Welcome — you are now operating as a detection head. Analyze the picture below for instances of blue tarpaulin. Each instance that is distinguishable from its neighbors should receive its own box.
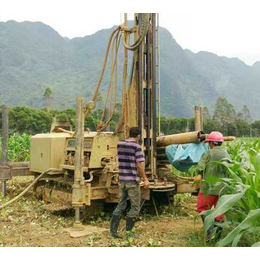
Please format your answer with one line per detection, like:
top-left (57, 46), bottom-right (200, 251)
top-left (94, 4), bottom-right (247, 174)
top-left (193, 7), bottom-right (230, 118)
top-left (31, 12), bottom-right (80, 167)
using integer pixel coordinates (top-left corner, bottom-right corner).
top-left (165, 143), bottom-right (210, 172)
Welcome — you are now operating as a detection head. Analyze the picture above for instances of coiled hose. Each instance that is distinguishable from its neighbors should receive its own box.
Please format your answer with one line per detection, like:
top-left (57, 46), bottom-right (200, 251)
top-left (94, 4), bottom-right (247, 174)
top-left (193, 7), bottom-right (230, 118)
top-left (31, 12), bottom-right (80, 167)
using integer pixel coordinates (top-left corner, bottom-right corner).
top-left (122, 13), bottom-right (150, 51)
top-left (0, 168), bottom-right (60, 210)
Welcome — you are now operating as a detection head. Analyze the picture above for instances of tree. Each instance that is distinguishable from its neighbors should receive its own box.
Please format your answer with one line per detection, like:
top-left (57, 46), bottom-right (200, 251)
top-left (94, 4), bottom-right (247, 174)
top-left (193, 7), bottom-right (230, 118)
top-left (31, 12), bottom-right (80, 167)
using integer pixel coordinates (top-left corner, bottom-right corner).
top-left (237, 105), bottom-right (252, 124)
top-left (43, 87), bottom-right (53, 110)
top-left (251, 120), bottom-right (260, 137)
top-left (203, 119), bottom-right (220, 134)
top-left (9, 106), bottom-right (53, 135)
top-left (202, 106), bottom-right (211, 121)
top-left (235, 119), bottom-right (250, 137)
top-left (213, 97), bottom-right (236, 135)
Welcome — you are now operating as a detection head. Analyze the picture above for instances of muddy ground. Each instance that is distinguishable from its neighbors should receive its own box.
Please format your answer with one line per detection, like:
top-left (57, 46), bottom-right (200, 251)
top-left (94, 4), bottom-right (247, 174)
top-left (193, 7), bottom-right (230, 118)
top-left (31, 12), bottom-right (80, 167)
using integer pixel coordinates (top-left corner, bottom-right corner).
top-left (0, 177), bottom-right (204, 247)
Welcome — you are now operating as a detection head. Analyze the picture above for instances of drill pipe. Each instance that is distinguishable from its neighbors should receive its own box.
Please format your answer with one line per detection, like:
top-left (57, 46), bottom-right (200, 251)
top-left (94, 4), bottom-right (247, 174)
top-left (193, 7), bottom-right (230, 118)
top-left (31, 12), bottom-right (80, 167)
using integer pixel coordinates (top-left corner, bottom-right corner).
top-left (156, 131), bottom-right (204, 147)
top-left (200, 134), bottom-right (236, 142)
top-left (156, 132), bottom-right (236, 148)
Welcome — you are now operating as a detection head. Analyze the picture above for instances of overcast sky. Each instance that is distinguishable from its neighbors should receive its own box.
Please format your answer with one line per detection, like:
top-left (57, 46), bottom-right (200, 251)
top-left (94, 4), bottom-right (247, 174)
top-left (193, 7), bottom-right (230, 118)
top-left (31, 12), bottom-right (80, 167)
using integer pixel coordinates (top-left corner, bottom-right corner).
top-left (1, 0), bottom-right (260, 66)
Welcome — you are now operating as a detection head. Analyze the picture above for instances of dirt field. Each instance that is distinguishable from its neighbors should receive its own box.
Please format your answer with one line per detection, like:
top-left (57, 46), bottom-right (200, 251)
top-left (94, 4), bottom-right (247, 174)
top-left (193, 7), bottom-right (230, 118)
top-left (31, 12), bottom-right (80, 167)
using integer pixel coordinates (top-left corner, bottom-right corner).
top-left (0, 177), bottom-right (204, 247)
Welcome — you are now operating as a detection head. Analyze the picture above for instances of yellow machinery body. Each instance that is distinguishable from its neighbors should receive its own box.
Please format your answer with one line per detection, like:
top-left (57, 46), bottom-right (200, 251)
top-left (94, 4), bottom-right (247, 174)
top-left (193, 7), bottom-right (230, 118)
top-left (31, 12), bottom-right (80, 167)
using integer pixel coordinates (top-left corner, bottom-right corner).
top-left (30, 130), bottom-right (199, 209)
top-left (30, 132), bottom-right (128, 207)
top-left (30, 132), bottom-right (119, 173)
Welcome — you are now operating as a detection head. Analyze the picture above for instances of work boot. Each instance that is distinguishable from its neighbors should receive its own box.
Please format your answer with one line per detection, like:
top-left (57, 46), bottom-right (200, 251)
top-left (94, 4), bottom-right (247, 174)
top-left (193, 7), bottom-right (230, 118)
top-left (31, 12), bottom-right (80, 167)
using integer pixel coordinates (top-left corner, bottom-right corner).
top-left (109, 214), bottom-right (122, 238)
top-left (126, 217), bottom-right (139, 238)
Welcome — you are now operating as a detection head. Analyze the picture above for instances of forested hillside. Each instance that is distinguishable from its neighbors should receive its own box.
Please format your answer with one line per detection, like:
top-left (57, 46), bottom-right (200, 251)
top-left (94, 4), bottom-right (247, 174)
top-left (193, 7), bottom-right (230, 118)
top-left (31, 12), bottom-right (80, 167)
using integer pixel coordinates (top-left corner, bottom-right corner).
top-left (1, 20), bottom-right (260, 118)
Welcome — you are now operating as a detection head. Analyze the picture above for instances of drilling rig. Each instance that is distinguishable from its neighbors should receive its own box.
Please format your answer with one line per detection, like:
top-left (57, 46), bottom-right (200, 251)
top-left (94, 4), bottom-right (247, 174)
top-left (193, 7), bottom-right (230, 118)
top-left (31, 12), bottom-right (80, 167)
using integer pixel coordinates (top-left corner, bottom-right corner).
top-left (1, 14), bottom-right (208, 223)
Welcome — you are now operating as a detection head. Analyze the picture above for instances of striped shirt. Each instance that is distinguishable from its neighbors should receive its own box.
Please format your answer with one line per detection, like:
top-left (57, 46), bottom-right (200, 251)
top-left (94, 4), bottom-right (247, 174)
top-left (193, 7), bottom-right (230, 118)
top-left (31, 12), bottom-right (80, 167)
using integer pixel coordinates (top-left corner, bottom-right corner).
top-left (117, 140), bottom-right (145, 182)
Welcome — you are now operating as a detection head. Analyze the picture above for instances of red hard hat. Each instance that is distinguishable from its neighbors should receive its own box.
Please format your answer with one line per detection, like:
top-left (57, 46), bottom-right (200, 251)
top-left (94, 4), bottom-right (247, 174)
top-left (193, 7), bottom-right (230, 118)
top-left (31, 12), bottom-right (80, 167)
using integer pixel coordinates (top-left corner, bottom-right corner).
top-left (205, 131), bottom-right (224, 142)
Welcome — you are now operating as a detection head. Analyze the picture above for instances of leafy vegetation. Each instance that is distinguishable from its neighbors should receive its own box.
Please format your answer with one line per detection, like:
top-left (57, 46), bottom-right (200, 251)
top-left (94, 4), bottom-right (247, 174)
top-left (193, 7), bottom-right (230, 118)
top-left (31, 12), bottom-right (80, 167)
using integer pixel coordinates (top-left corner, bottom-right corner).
top-left (0, 96), bottom-right (260, 138)
top-left (201, 139), bottom-right (260, 246)
top-left (0, 134), bottom-right (30, 162)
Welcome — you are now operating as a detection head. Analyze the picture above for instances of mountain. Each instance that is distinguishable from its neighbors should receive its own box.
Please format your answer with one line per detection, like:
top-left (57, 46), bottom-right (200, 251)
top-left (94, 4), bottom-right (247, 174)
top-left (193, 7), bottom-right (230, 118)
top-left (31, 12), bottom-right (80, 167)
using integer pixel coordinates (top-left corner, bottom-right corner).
top-left (0, 20), bottom-right (260, 118)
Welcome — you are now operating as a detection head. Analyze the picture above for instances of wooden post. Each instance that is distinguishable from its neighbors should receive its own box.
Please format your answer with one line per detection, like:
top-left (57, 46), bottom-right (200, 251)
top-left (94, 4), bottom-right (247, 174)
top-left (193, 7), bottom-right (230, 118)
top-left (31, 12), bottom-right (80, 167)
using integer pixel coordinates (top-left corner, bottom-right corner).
top-left (1, 105), bottom-right (9, 197)
top-left (72, 97), bottom-right (85, 228)
top-left (194, 106), bottom-right (203, 131)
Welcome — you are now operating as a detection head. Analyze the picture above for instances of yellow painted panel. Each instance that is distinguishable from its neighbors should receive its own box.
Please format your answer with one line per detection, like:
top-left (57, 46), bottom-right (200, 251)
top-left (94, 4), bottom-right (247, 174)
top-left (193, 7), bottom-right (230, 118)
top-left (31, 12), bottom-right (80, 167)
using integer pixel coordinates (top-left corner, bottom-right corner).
top-left (30, 133), bottom-right (67, 173)
top-left (89, 134), bottom-right (119, 168)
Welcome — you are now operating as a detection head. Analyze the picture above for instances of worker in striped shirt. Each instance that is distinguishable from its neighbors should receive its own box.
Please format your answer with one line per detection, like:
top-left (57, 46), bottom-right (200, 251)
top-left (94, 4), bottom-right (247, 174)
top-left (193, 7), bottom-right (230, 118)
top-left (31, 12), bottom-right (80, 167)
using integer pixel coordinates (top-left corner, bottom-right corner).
top-left (109, 127), bottom-right (150, 238)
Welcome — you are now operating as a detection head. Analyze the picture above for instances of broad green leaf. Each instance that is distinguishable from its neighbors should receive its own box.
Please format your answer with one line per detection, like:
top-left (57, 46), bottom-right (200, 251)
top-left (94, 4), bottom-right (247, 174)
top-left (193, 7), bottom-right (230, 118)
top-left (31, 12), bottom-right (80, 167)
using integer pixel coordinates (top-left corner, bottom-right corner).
top-left (204, 190), bottom-right (246, 232)
top-left (231, 233), bottom-right (243, 247)
top-left (255, 190), bottom-right (260, 199)
top-left (217, 209), bottom-right (260, 247)
top-left (253, 153), bottom-right (260, 174)
top-left (226, 167), bottom-right (242, 183)
top-left (251, 242), bottom-right (260, 247)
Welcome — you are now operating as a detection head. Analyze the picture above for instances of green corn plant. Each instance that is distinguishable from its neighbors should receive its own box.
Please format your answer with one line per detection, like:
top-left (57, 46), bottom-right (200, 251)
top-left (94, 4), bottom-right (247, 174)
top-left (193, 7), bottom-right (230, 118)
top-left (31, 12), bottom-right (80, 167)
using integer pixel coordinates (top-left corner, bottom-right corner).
top-left (0, 134), bottom-right (30, 162)
top-left (216, 209), bottom-right (260, 247)
top-left (202, 139), bottom-right (260, 247)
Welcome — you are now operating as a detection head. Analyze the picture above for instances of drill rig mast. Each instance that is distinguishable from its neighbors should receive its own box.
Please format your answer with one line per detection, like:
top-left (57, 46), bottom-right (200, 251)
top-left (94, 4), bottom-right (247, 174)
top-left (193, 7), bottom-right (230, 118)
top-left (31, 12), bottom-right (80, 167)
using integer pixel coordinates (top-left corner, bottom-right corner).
top-left (118, 13), bottom-right (158, 181)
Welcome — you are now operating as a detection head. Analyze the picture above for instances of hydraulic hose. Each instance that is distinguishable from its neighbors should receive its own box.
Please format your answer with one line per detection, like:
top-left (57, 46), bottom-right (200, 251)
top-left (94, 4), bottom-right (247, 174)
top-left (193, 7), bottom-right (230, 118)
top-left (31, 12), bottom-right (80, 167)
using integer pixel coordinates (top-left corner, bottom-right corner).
top-left (0, 168), bottom-right (60, 210)
top-left (122, 13), bottom-right (150, 51)
top-left (84, 26), bottom-right (120, 119)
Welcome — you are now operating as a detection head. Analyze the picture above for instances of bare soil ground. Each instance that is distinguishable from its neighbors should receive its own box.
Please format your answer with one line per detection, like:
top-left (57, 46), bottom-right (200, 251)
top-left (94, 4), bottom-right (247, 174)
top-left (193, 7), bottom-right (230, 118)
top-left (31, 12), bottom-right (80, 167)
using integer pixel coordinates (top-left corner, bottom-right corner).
top-left (0, 177), bottom-right (203, 247)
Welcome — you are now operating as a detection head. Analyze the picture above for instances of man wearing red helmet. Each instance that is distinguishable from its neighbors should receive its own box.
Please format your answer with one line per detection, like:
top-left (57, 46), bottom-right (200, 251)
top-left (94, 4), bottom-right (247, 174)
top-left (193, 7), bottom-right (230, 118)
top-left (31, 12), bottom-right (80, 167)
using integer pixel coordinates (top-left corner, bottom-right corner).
top-left (194, 131), bottom-right (231, 239)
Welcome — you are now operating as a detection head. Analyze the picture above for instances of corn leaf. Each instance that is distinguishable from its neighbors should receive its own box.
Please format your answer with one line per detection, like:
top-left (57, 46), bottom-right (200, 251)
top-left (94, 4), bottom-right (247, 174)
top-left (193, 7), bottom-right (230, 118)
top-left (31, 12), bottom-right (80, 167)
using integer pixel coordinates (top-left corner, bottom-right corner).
top-left (216, 209), bottom-right (260, 247)
top-left (231, 233), bottom-right (243, 247)
top-left (251, 242), bottom-right (260, 247)
top-left (203, 190), bottom-right (246, 233)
